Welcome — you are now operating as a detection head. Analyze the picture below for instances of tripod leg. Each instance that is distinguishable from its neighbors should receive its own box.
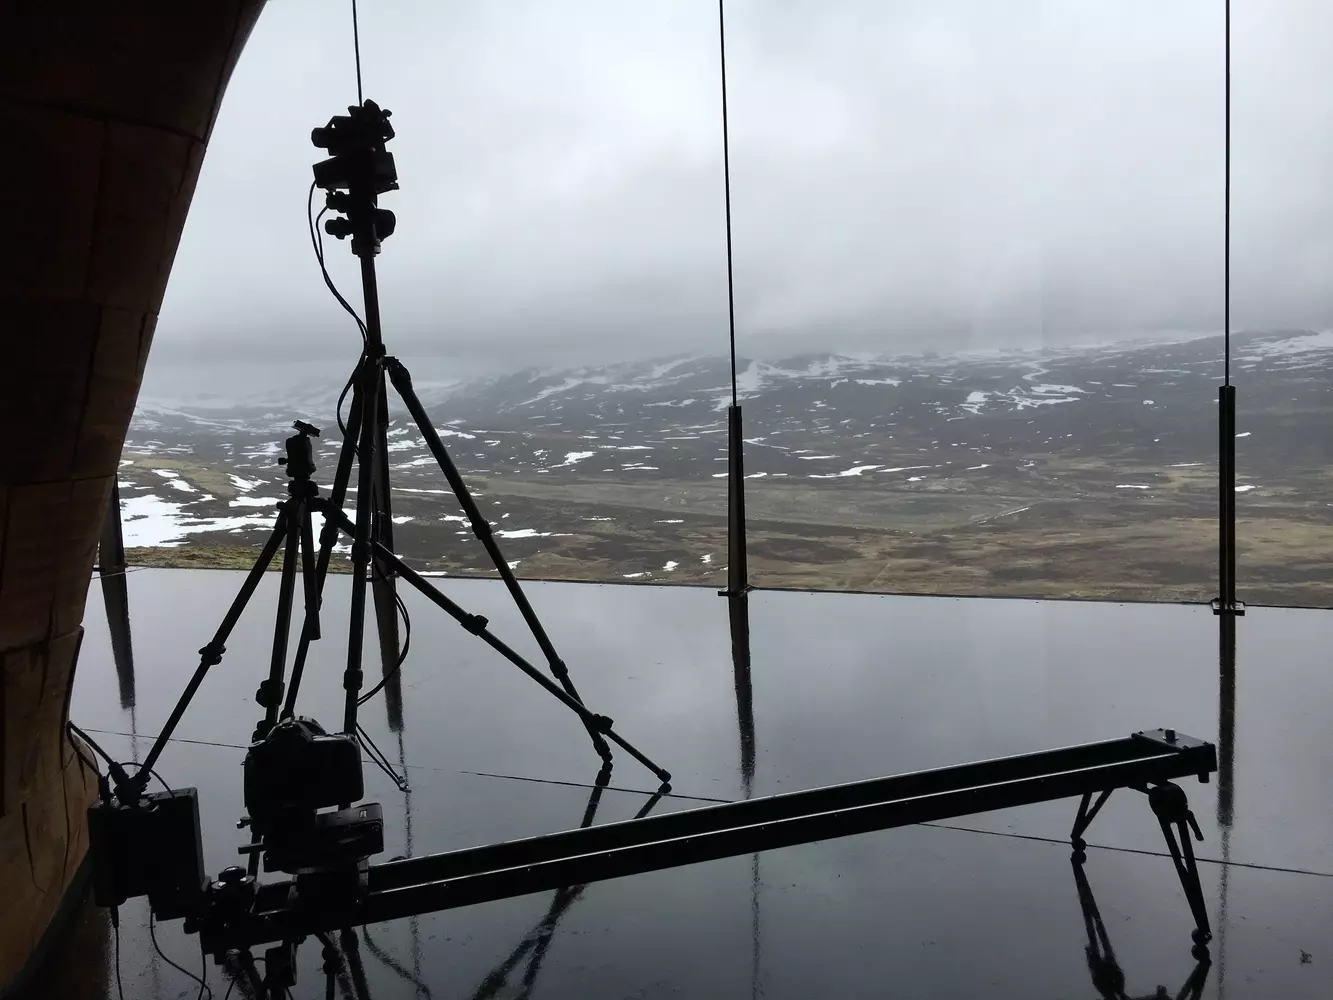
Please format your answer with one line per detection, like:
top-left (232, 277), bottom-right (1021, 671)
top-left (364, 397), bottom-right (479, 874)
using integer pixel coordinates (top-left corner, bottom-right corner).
top-left (370, 369), bottom-right (403, 681)
top-left (1070, 788), bottom-right (1113, 860)
top-left (136, 513), bottom-right (288, 783)
top-left (283, 383), bottom-right (365, 719)
top-left (283, 502), bottom-right (325, 719)
top-left (346, 525), bottom-right (670, 782)
top-left (343, 348), bottom-right (387, 733)
top-left (300, 500), bottom-right (321, 642)
top-left (1148, 783), bottom-right (1213, 952)
top-left (385, 357), bottom-right (611, 760)
top-left (257, 497), bottom-right (305, 737)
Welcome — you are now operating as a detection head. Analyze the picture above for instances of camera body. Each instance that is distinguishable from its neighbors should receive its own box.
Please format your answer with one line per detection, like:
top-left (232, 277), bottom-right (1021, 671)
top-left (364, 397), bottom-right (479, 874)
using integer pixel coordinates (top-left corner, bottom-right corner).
top-left (244, 717), bottom-right (363, 831)
top-left (243, 717), bottom-right (383, 874)
top-left (311, 99), bottom-right (398, 197)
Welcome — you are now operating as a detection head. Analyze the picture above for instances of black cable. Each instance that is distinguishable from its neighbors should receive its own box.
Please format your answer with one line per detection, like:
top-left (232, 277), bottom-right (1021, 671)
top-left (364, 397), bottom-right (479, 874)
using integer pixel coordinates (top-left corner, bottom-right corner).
top-left (1223, 0), bottom-right (1230, 386)
top-left (307, 181), bottom-right (368, 341)
top-left (112, 909), bottom-right (126, 1000)
top-left (150, 912), bottom-right (214, 1000)
top-left (222, 978), bottom-right (236, 1000)
top-left (336, 364), bottom-right (360, 440)
top-left (357, 581), bottom-right (411, 706)
top-left (717, 0), bottom-right (739, 408)
top-left (66, 724), bottom-right (101, 778)
top-left (356, 723), bottom-right (409, 791)
top-left (118, 762), bottom-right (173, 797)
top-left (68, 721), bottom-right (117, 770)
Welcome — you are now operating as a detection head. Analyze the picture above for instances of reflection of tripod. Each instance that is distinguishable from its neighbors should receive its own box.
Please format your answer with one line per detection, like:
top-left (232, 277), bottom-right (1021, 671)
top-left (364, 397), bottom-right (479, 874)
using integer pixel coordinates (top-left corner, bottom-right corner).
top-left (469, 766), bottom-right (669, 1000)
top-left (1071, 855), bottom-right (1210, 1000)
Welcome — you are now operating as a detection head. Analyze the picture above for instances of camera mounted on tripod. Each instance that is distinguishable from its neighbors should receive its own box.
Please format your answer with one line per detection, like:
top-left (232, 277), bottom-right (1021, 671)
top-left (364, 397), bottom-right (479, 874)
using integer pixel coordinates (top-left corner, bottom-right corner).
top-left (312, 100), bottom-right (399, 253)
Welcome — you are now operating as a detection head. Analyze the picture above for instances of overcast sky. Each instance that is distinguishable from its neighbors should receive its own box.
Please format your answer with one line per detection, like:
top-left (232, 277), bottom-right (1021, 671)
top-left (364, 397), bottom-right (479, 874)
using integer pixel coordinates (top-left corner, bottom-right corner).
top-left (154, 0), bottom-right (1333, 369)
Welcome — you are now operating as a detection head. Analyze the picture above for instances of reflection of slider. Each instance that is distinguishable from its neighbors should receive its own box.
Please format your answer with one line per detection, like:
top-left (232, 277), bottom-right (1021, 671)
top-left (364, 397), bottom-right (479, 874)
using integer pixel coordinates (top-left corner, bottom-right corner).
top-left (1071, 855), bottom-right (1210, 1000)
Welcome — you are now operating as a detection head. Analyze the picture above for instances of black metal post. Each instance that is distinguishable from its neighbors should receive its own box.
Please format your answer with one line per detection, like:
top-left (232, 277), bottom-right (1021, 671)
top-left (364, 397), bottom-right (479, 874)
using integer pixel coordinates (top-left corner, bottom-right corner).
top-left (1217, 385), bottom-right (1237, 613)
top-left (724, 404), bottom-right (749, 597)
top-left (98, 477), bottom-right (127, 574)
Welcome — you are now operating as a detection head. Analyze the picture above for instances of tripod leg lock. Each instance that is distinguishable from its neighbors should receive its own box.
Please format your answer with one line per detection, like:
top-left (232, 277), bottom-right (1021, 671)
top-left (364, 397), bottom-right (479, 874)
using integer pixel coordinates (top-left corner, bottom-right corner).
top-left (319, 519), bottom-right (341, 546)
top-left (471, 521), bottom-right (494, 541)
top-left (343, 669), bottom-right (363, 694)
top-left (550, 658), bottom-right (570, 682)
top-left (461, 613), bottom-right (489, 635)
top-left (199, 642), bottom-right (226, 667)
top-left (591, 714), bottom-right (614, 734)
top-left (255, 679), bottom-right (285, 709)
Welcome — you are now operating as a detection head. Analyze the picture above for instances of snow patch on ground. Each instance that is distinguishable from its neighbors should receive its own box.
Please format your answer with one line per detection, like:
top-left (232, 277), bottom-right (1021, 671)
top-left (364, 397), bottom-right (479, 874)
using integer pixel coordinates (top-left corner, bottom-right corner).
top-left (554, 451), bottom-right (595, 468)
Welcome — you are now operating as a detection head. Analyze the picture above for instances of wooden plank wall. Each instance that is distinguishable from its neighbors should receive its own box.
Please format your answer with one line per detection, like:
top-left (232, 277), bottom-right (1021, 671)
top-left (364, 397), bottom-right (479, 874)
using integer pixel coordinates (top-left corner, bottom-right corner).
top-left (0, 3), bottom-right (265, 989)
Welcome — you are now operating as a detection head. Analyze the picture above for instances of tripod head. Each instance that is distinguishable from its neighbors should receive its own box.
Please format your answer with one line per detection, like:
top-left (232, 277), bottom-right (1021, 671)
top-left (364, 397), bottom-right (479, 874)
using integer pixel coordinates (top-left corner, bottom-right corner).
top-left (278, 420), bottom-right (319, 485)
top-left (312, 100), bottom-right (398, 256)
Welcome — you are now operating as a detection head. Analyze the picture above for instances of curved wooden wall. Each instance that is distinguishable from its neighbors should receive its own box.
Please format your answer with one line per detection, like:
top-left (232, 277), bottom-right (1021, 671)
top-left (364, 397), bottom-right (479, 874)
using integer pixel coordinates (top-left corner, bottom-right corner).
top-left (0, 2), bottom-right (264, 988)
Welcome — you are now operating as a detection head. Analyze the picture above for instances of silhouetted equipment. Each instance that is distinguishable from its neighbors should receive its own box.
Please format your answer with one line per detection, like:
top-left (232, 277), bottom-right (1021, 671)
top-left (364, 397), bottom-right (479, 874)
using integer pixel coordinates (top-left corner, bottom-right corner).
top-left (84, 80), bottom-right (1226, 1000)
top-left (173, 730), bottom-right (1216, 971)
top-left (717, 0), bottom-right (750, 603)
top-left (87, 787), bottom-right (205, 919)
top-left (1212, 385), bottom-right (1244, 621)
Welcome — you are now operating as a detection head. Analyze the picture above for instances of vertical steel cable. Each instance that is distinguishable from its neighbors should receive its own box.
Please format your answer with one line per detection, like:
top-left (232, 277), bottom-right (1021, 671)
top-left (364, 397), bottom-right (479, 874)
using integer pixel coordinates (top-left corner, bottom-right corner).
top-left (1224, 0), bottom-right (1230, 385)
top-left (719, 0), bottom-right (739, 406)
top-left (353, 0), bottom-right (365, 105)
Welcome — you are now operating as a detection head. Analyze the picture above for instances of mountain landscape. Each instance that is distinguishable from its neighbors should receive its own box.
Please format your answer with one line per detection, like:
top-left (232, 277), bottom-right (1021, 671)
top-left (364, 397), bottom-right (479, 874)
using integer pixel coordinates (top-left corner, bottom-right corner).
top-left (118, 330), bottom-right (1333, 607)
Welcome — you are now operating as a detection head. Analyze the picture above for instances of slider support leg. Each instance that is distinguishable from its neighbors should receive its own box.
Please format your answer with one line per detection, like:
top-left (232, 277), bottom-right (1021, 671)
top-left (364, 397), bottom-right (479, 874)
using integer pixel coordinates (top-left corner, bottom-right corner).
top-left (1069, 788), bottom-right (1113, 861)
top-left (1148, 783), bottom-right (1212, 954)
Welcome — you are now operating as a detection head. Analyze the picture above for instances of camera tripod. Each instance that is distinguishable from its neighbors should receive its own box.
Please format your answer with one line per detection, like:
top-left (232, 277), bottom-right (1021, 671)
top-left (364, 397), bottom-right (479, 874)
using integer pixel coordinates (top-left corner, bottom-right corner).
top-left (122, 99), bottom-right (668, 821)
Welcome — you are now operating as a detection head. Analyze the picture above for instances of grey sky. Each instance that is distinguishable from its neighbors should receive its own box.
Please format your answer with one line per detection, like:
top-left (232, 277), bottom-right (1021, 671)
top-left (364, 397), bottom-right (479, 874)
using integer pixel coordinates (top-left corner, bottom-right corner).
top-left (154, 0), bottom-right (1333, 368)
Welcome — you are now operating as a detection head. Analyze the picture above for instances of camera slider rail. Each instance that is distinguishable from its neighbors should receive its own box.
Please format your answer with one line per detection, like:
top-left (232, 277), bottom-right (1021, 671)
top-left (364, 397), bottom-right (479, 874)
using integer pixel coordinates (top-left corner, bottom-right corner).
top-left (194, 729), bottom-right (1216, 956)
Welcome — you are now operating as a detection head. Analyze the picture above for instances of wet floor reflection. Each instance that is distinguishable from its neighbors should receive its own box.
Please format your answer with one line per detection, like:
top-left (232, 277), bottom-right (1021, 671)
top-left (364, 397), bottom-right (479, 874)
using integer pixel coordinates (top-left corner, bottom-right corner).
top-left (63, 571), bottom-right (1333, 998)
top-left (726, 592), bottom-right (761, 1000)
top-left (1072, 855), bottom-right (1211, 1000)
top-left (1214, 613), bottom-right (1237, 1000)
top-left (99, 571), bottom-right (135, 711)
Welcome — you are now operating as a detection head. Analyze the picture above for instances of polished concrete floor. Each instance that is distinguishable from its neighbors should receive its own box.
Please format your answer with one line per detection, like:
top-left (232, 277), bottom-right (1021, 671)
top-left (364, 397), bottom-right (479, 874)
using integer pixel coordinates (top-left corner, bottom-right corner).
top-left (35, 570), bottom-right (1333, 997)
